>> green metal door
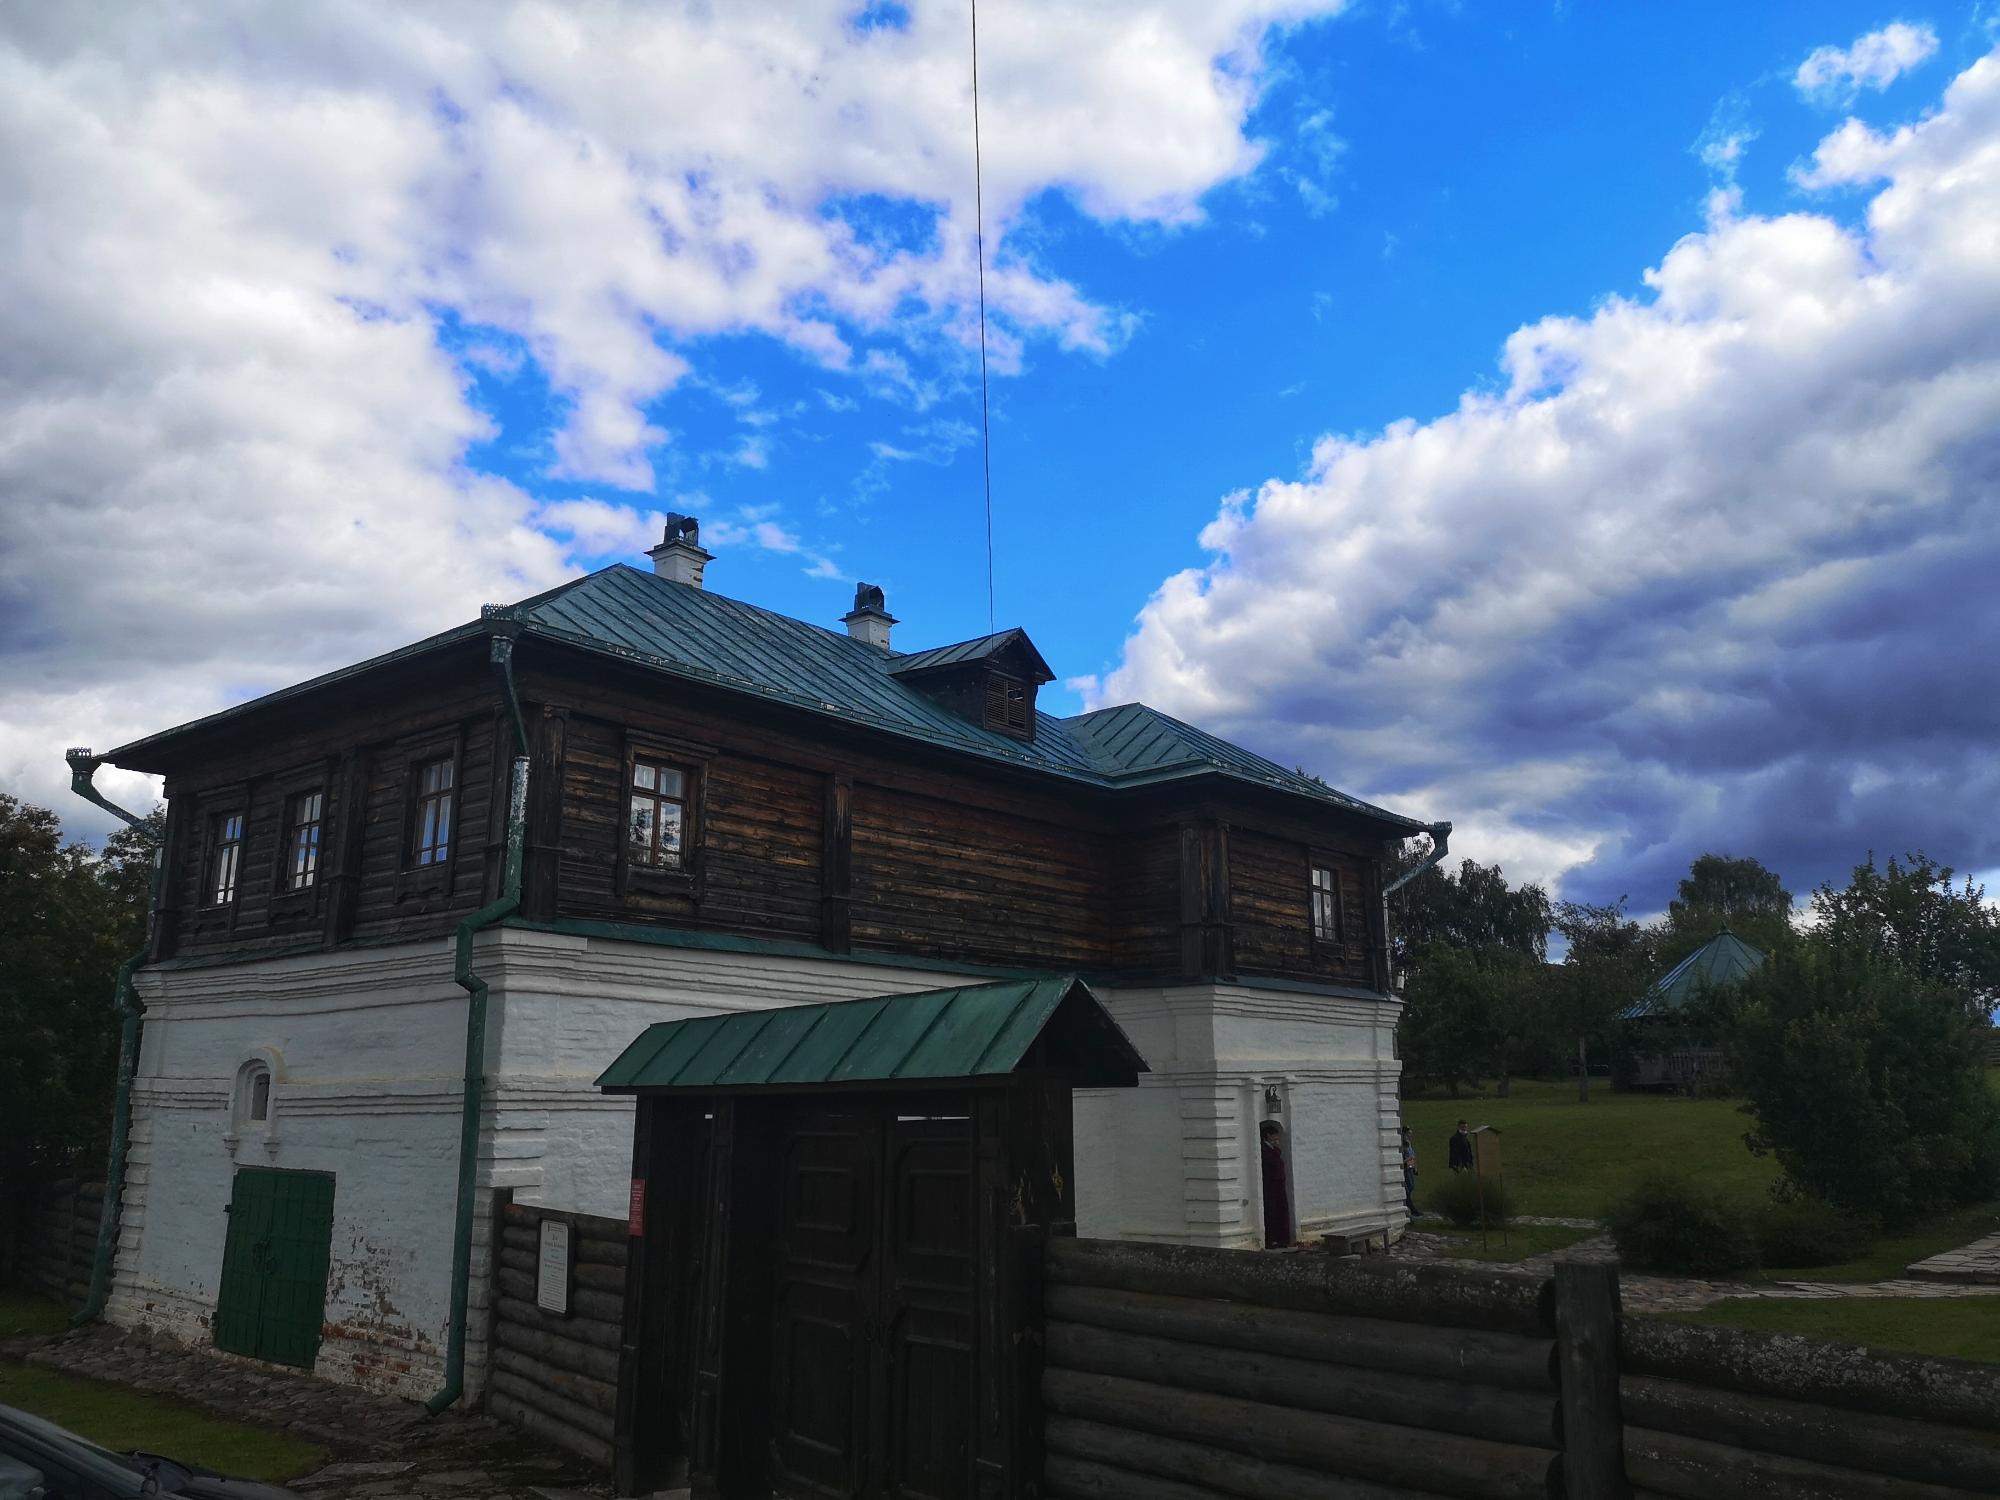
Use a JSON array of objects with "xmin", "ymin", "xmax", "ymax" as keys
[{"xmin": 214, "ymin": 1168, "xmax": 335, "ymax": 1369}]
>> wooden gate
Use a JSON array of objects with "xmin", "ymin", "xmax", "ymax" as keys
[
  {"xmin": 213, "ymin": 1167, "xmax": 335, "ymax": 1369},
  {"xmin": 768, "ymin": 1105, "xmax": 977, "ymax": 1500},
  {"xmin": 599, "ymin": 976, "xmax": 1146, "ymax": 1500}
]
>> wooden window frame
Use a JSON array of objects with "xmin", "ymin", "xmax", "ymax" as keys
[
  {"xmin": 189, "ymin": 780, "xmax": 250, "ymax": 936},
  {"xmin": 203, "ymin": 812, "xmax": 248, "ymax": 916},
  {"xmin": 396, "ymin": 730, "xmax": 465, "ymax": 903},
  {"xmin": 279, "ymin": 788, "xmax": 325, "ymax": 894},
  {"xmin": 983, "ymin": 671, "xmax": 1031, "ymax": 738},
  {"xmin": 616, "ymin": 734, "xmax": 706, "ymax": 900},
  {"xmin": 1309, "ymin": 857, "xmax": 1344, "ymax": 948},
  {"xmin": 266, "ymin": 765, "xmax": 331, "ymax": 921}
]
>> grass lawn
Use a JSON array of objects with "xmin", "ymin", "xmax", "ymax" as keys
[
  {"xmin": 0, "ymin": 1290, "xmax": 73, "ymax": 1338},
  {"xmin": 0, "ymin": 1359, "xmax": 327, "ymax": 1482},
  {"xmin": 1403, "ymin": 1077, "xmax": 1780, "ymax": 1220},
  {"xmin": 1418, "ymin": 1222, "xmax": 1599, "ymax": 1263},
  {"xmin": 1672, "ymin": 1296, "xmax": 2000, "ymax": 1364},
  {"xmin": 1758, "ymin": 1201, "xmax": 2000, "ymax": 1283}
]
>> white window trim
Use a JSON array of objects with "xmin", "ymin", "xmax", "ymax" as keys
[{"xmin": 224, "ymin": 1046, "xmax": 286, "ymax": 1158}]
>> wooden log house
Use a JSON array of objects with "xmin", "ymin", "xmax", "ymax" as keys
[{"xmin": 82, "ymin": 516, "xmax": 1439, "ymax": 1399}]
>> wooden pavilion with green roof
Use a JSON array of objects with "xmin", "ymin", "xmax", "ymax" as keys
[{"xmin": 1625, "ymin": 927, "xmax": 1767, "ymax": 1090}]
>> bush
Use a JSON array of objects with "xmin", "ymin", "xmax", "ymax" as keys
[
  {"xmin": 1754, "ymin": 1196, "xmax": 1878, "ymax": 1269},
  {"xmin": 1427, "ymin": 1169, "xmax": 1515, "ymax": 1228},
  {"xmin": 1730, "ymin": 944, "xmax": 2000, "ymax": 1225},
  {"xmin": 1605, "ymin": 1172, "xmax": 1758, "ymax": 1276}
]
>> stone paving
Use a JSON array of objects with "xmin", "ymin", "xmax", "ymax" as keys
[
  {"xmin": 1908, "ymin": 1228, "xmax": 2000, "ymax": 1285},
  {"xmin": 0, "ymin": 1324, "xmax": 616, "ymax": 1500}
]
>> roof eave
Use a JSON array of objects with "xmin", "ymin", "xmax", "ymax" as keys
[{"xmin": 99, "ymin": 622, "xmax": 489, "ymax": 772}]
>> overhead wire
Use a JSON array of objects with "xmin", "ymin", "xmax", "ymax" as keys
[{"xmin": 970, "ymin": 0, "xmax": 995, "ymax": 629}]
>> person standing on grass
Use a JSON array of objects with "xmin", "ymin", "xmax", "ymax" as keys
[
  {"xmin": 1448, "ymin": 1119, "xmax": 1475, "ymax": 1172},
  {"xmin": 1400, "ymin": 1126, "xmax": 1419, "ymax": 1215},
  {"xmin": 1260, "ymin": 1121, "xmax": 1292, "ymax": 1249}
]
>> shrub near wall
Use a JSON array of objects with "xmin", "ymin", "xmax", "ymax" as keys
[{"xmin": 1605, "ymin": 1172, "xmax": 1757, "ymax": 1277}]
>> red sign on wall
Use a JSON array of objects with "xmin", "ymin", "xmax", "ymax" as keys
[{"xmin": 628, "ymin": 1177, "xmax": 646, "ymax": 1237}]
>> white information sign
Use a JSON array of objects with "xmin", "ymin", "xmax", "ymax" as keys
[{"xmin": 536, "ymin": 1218, "xmax": 572, "ymax": 1316}]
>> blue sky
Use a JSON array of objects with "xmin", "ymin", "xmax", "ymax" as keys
[
  {"xmin": 468, "ymin": 0, "xmax": 1961, "ymax": 687},
  {"xmin": 4, "ymin": 2, "xmax": 1998, "ymax": 915}
]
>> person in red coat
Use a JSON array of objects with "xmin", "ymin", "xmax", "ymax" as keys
[{"xmin": 1260, "ymin": 1120, "xmax": 1292, "ymax": 1248}]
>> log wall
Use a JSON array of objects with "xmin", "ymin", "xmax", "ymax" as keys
[
  {"xmin": 1041, "ymin": 1237, "xmax": 1566, "ymax": 1499},
  {"xmin": 20, "ymin": 1180, "xmax": 103, "ymax": 1307},
  {"xmin": 1041, "ymin": 1238, "xmax": 2000, "ymax": 1500},
  {"xmin": 485, "ymin": 1197, "xmax": 629, "ymax": 1470}
]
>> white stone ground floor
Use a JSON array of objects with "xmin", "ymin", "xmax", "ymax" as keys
[{"xmin": 109, "ymin": 926, "xmax": 1407, "ymax": 1397}]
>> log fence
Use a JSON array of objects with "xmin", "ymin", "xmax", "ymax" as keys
[
  {"xmin": 472, "ymin": 1212, "xmax": 2000, "ymax": 1496},
  {"xmin": 485, "ymin": 1195, "xmax": 628, "ymax": 1470},
  {"xmin": 17, "ymin": 1180, "xmax": 103, "ymax": 1307},
  {"xmin": 1038, "ymin": 1237, "xmax": 2000, "ymax": 1500}
]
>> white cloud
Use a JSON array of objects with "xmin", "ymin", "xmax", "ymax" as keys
[
  {"xmin": 0, "ymin": 0, "xmax": 1338, "ymax": 834},
  {"xmin": 1795, "ymin": 21, "xmax": 1939, "ymax": 102},
  {"xmin": 1096, "ymin": 49, "xmax": 2000, "ymax": 901}
]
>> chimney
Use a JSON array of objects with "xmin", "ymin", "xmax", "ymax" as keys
[
  {"xmin": 842, "ymin": 582, "xmax": 897, "ymax": 649},
  {"xmin": 648, "ymin": 512, "xmax": 712, "ymax": 587}
]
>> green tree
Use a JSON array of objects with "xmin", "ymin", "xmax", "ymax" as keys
[
  {"xmin": 1811, "ymin": 853, "xmax": 2000, "ymax": 1020},
  {"xmin": 1551, "ymin": 899, "xmax": 1655, "ymax": 1102},
  {"xmin": 1731, "ymin": 942, "xmax": 2000, "ymax": 1224},
  {"xmin": 1389, "ymin": 855, "xmax": 1552, "ymax": 972},
  {"xmin": 1390, "ymin": 857, "xmax": 1553, "ymax": 1096},
  {"xmin": 0, "ymin": 794, "xmax": 158, "ymax": 1265},
  {"xmin": 1661, "ymin": 853, "xmax": 1795, "ymax": 964}
]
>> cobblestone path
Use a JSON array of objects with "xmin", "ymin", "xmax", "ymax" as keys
[
  {"xmin": 2, "ymin": 1326, "xmax": 622, "ymax": 1500},
  {"xmin": 1907, "ymin": 1228, "xmax": 2000, "ymax": 1285}
]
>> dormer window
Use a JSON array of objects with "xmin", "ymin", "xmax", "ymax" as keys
[
  {"xmin": 985, "ymin": 673, "xmax": 1029, "ymax": 735},
  {"xmin": 888, "ymin": 627, "xmax": 1055, "ymax": 744}
]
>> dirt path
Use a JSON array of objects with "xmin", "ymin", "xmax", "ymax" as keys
[{"xmin": 4, "ymin": 1326, "xmax": 613, "ymax": 1500}]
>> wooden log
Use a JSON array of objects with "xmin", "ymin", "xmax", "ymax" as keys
[
  {"xmin": 1553, "ymin": 1262, "xmax": 1627, "ymax": 1499},
  {"xmin": 496, "ymin": 1265, "xmax": 623, "ymax": 1324},
  {"xmin": 1623, "ymin": 1426, "xmax": 1991, "ymax": 1500},
  {"xmin": 493, "ymin": 1290, "xmax": 622, "ymax": 1349},
  {"xmin": 1045, "ymin": 1285, "xmax": 1556, "ymax": 1390},
  {"xmin": 498, "ymin": 1218, "xmax": 628, "ymax": 1268},
  {"xmin": 486, "ymin": 1389, "xmax": 613, "ymax": 1470},
  {"xmin": 492, "ymin": 1317, "xmax": 622, "ymax": 1386},
  {"xmin": 1042, "ymin": 1368, "xmax": 1559, "ymax": 1500},
  {"xmin": 1046, "ymin": 1416, "xmax": 1457, "ymax": 1500},
  {"xmin": 1621, "ymin": 1375, "xmax": 2000, "ymax": 1494},
  {"xmin": 1046, "ymin": 1322, "xmax": 1559, "ymax": 1450},
  {"xmin": 497, "ymin": 1243, "xmax": 625, "ymax": 1291},
  {"xmin": 1046, "ymin": 1237, "xmax": 1554, "ymax": 1338},
  {"xmin": 1622, "ymin": 1318, "xmax": 2000, "ymax": 1434},
  {"xmin": 491, "ymin": 1345, "xmax": 618, "ymax": 1415},
  {"xmin": 1045, "ymin": 1453, "xmax": 1233, "ymax": 1500},
  {"xmin": 487, "ymin": 1368, "xmax": 615, "ymax": 1443}
]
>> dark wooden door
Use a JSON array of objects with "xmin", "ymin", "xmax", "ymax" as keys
[
  {"xmin": 214, "ymin": 1167, "xmax": 335, "ymax": 1369},
  {"xmin": 767, "ymin": 1105, "xmax": 976, "ymax": 1500}
]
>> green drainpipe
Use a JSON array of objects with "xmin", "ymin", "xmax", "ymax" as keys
[
  {"xmin": 63, "ymin": 749, "xmax": 163, "ymax": 1328},
  {"xmin": 427, "ymin": 629, "xmax": 531, "ymax": 1415}
]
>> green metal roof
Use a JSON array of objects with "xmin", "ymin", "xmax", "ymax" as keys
[
  {"xmin": 1629, "ymin": 928, "xmax": 1767, "ymax": 1017},
  {"xmin": 596, "ymin": 975, "xmax": 1146, "ymax": 1093},
  {"xmin": 889, "ymin": 628, "xmax": 1055, "ymax": 683},
  {"xmin": 102, "ymin": 564, "xmax": 1429, "ymax": 832}
]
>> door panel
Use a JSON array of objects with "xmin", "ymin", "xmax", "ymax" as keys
[
  {"xmin": 214, "ymin": 1168, "xmax": 334, "ymax": 1369},
  {"xmin": 769, "ymin": 1112, "xmax": 879, "ymax": 1499},
  {"xmin": 880, "ymin": 1119, "xmax": 976, "ymax": 1500},
  {"xmin": 766, "ymin": 1106, "xmax": 977, "ymax": 1500}
]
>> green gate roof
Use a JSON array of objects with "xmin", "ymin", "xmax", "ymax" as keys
[{"xmin": 596, "ymin": 975, "xmax": 1146, "ymax": 1093}]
